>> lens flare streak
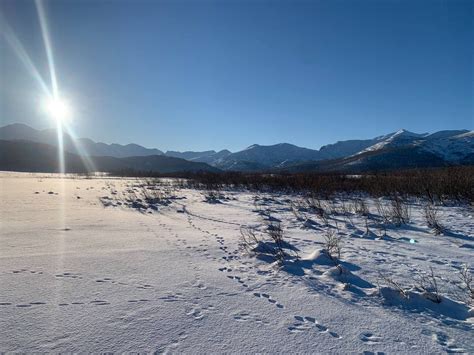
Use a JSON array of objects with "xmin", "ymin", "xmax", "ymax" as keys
[
  {"xmin": 35, "ymin": 0, "xmax": 58, "ymax": 98},
  {"xmin": 0, "ymin": 14, "xmax": 51, "ymax": 96}
]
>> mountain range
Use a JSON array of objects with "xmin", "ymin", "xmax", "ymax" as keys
[
  {"xmin": 0, "ymin": 123, "xmax": 164, "ymax": 158},
  {"xmin": 0, "ymin": 123, "xmax": 472, "ymax": 174},
  {"xmin": 0, "ymin": 139, "xmax": 220, "ymax": 174}
]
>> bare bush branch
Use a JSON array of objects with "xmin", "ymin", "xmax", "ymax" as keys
[
  {"xmin": 305, "ymin": 194, "xmax": 328, "ymax": 220},
  {"xmin": 240, "ymin": 226, "xmax": 262, "ymax": 253},
  {"xmin": 389, "ymin": 194, "xmax": 411, "ymax": 225},
  {"xmin": 353, "ymin": 198, "xmax": 369, "ymax": 216},
  {"xmin": 378, "ymin": 274, "xmax": 409, "ymax": 299},
  {"xmin": 323, "ymin": 228, "xmax": 342, "ymax": 263},
  {"xmin": 374, "ymin": 198, "xmax": 391, "ymax": 225},
  {"xmin": 415, "ymin": 267, "xmax": 442, "ymax": 303},
  {"xmin": 423, "ymin": 202, "xmax": 444, "ymax": 235},
  {"xmin": 240, "ymin": 221, "xmax": 297, "ymax": 265},
  {"xmin": 458, "ymin": 264, "xmax": 474, "ymax": 306},
  {"xmin": 264, "ymin": 221, "xmax": 288, "ymax": 264},
  {"xmin": 290, "ymin": 201, "xmax": 306, "ymax": 222}
]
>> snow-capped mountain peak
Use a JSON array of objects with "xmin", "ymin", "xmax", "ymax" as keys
[{"xmin": 360, "ymin": 129, "xmax": 427, "ymax": 154}]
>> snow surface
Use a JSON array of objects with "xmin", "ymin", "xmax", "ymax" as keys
[{"xmin": 1, "ymin": 173, "xmax": 473, "ymax": 353}]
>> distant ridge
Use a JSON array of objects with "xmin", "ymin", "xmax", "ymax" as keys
[
  {"xmin": 0, "ymin": 123, "xmax": 164, "ymax": 158},
  {"xmin": 0, "ymin": 139, "xmax": 219, "ymax": 174}
]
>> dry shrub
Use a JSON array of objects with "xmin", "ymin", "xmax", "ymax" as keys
[
  {"xmin": 375, "ymin": 198, "xmax": 391, "ymax": 224},
  {"xmin": 458, "ymin": 264, "xmax": 474, "ymax": 306},
  {"xmin": 353, "ymin": 198, "xmax": 369, "ymax": 216},
  {"xmin": 415, "ymin": 267, "xmax": 442, "ymax": 303},
  {"xmin": 423, "ymin": 202, "xmax": 444, "ymax": 235},
  {"xmin": 240, "ymin": 223, "xmax": 296, "ymax": 265},
  {"xmin": 378, "ymin": 274, "xmax": 409, "ymax": 299},
  {"xmin": 305, "ymin": 194, "xmax": 328, "ymax": 219},
  {"xmin": 389, "ymin": 194, "xmax": 410, "ymax": 225},
  {"xmin": 323, "ymin": 228, "xmax": 342, "ymax": 263}
]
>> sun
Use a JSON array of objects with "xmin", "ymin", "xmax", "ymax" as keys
[{"xmin": 43, "ymin": 96, "xmax": 72, "ymax": 123}]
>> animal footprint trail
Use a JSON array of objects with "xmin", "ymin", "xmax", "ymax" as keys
[
  {"xmin": 253, "ymin": 292, "xmax": 284, "ymax": 309},
  {"xmin": 127, "ymin": 299, "xmax": 150, "ymax": 303},
  {"xmin": 421, "ymin": 330, "xmax": 466, "ymax": 354},
  {"xmin": 159, "ymin": 292, "xmax": 186, "ymax": 303},
  {"xmin": 89, "ymin": 274, "xmax": 153, "ymax": 290},
  {"xmin": 233, "ymin": 311, "xmax": 252, "ymax": 322},
  {"xmin": 227, "ymin": 275, "xmax": 249, "ymax": 288},
  {"xmin": 90, "ymin": 300, "xmax": 110, "ymax": 306},
  {"xmin": 360, "ymin": 332, "xmax": 382, "ymax": 344},
  {"xmin": 186, "ymin": 307, "xmax": 205, "ymax": 320},
  {"xmin": 288, "ymin": 316, "xmax": 340, "ymax": 338},
  {"xmin": 11, "ymin": 269, "xmax": 43, "ymax": 275},
  {"xmin": 218, "ymin": 266, "xmax": 233, "ymax": 273},
  {"xmin": 156, "ymin": 331, "xmax": 188, "ymax": 354},
  {"xmin": 219, "ymin": 265, "xmax": 252, "ymax": 289},
  {"xmin": 185, "ymin": 303, "xmax": 216, "ymax": 321},
  {"xmin": 95, "ymin": 277, "xmax": 115, "ymax": 283},
  {"xmin": 55, "ymin": 272, "xmax": 82, "ymax": 279},
  {"xmin": 191, "ymin": 277, "xmax": 208, "ymax": 290},
  {"xmin": 232, "ymin": 311, "xmax": 270, "ymax": 325},
  {"xmin": 1, "ymin": 299, "xmax": 116, "ymax": 308}
]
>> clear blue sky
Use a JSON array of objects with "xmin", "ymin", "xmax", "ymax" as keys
[{"xmin": 1, "ymin": 0, "xmax": 472, "ymax": 151}]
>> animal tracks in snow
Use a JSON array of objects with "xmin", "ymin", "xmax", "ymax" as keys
[
  {"xmin": 252, "ymin": 292, "xmax": 284, "ymax": 308},
  {"xmin": 90, "ymin": 300, "xmax": 111, "ymax": 306},
  {"xmin": 190, "ymin": 275, "xmax": 208, "ymax": 290},
  {"xmin": 0, "ymin": 299, "xmax": 111, "ymax": 308},
  {"xmin": 11, "ymin": 269, "xmax": 43, "ymax": 275},
  {"xmin": 159, "ymin": 292, "xmax": 186, "ymax": 303},
  {"xmin": 55, "ymin": 272, "xmax": 82, "ymax": 279},
  {"xmin": 127, "ymin": 299, "xmax": 150, "ymax": 303},
  {"xmin": 218, "ymin": 266, "xmax": 233, "ymax": 273},
  {"xmin": 185, "ymin": 303, "xmax": 216, "ymax": 321},
  {"xmin": 359, "ymin": 332, "xmax": 382, "ymax": 344},
  {"xmin": 156, "ymin": 331, "xmax": 188, "ymax": 354},
  {"xmin": 55, "ymin": 272, "xmax": 154, "ymax": 291},
  {"xmin": 288, "ymin": 315, "xmax": 340, "ymax": 338},
  {"xmin": 421, "ymin": 329, "xmax": 466, "ymax": 354},
  {"xmin": 226, "ymin": 275, "xmax": 249, "ymax": 288},
  {"xmin": 232, "ymin": 310, "xmax": 270, "ymax": 325}
]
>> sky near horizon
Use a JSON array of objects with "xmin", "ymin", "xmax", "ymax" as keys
[{"xmin": 0, "ymin": 0, "xmax": 472, "ymax": 152}]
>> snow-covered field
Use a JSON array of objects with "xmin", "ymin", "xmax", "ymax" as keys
[{"xmin": 1, "ymin": 172, "xmax": 473, "ymax": 353}]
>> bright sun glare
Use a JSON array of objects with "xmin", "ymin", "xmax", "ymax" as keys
[{"xmin": 43, "ymin": 97, "xmax": 72, "ymax": 122}]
